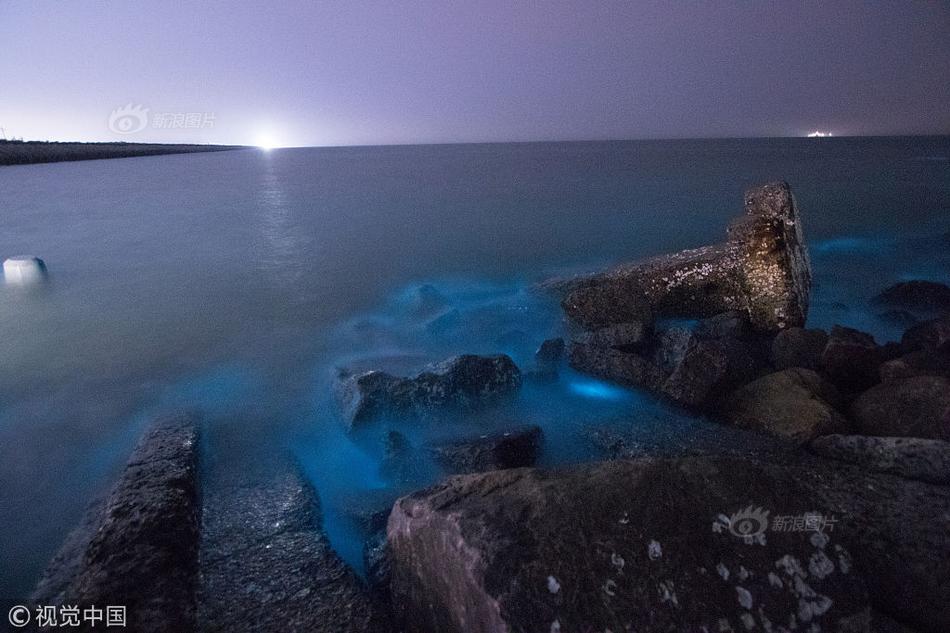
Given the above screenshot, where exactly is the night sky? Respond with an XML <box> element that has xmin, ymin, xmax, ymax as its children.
<box><xmin>2</xmin><ymin>1</ymin><xmax>948</xmax><ymax>146</ymax></box>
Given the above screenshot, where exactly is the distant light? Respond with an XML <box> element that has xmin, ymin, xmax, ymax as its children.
<box><xmin>255</xmin><ymin>132</ymin><xmax>280</xmax><ymax>150</ymax></box>
<box><xmin>569</xmin><ymin>379</ymin><xmax>629</xmax><ymax>401</ymax></box>
<box><xmin>806</xmin><ymin>130</ymin><xmax>833</xmax><ymax>138</ymax></box>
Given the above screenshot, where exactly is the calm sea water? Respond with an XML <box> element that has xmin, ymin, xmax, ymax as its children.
<box><xmin>1</xmin><ymin>138</ymin><xmax>949</xmax><ymax>598</ymax></box>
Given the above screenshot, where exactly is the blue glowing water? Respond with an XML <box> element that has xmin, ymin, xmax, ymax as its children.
<box><xmin>0</xmin><ymin>137</ymin><xmax>948</xmax><ymax>595</ymax></box>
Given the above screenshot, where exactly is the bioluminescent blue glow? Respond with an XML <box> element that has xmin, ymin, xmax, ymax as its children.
<box><xmin>568</xmin><ymin>379</ymin><xmax>632</xmax><ymax>401</ymax></box>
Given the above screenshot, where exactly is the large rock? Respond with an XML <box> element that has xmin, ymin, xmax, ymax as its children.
<box><xmin>723</xmin><ymin>368</ymin><xmax>849</xmax><ymax>444</ymax></box>
<box><xmin>820</xmin><ymin>326</ymin><xmax>882</xmax><ymax>393</ymax></box>
<box><xmin>660</xmin><ymin>318</ymin><xmax>770</xmax><ymax>410</ymax></box>
<box><xmin>32</xmin><ymin>414</ymin><xmax>201</xmax><ymax>633</ymax></box>
<box><xmin>199</xmin><ymin>457</ymin><xmax>384</xmax><ymax>632</ymax></box>
<box><xmin>426</xmin><ymin>426</ymin><xmax>542</xmax><ymax>474</ymax></box>
<box><xmin>568</xmin><ymin>341</ymin><xmax>665</xmax><ymax>392</ymax></box>
<box><xmin>850</xmin><ymin>376</ymin><xmax>950</xmax><ymax>441</ymax></box>
<box><xmin>555</xmin><ymin>182</ymin><xmax>811</xmax><ymax>332</ymax></box>
<box><xmin>879</xmin><ymin>349</ymin><xmax>950</xmax><ymax>382</ymax></box>
<box><xmin>872</xmin><ymin>280</ymin><xmax>950</xmax><ymax>314</ymax></box>
<box><xmin>388</xmin><ymin>457</ymin><xmax>870</xmax><ymax>633</ymax></box>
<box><xmin>335</xmin><ymin>354</ymin><xmax>522</xmax><ymax>429</ymax></box>
<box><xmin>901</xmin><ymin>315</ymin><xmax>950</xmax><ymax>353</ymax></box>
<box><xmin>772</xmin><ymin>327</ymin><xmax>829</xmax><ymax>371</ymax></box>
<box><xmin>810</xmin><ymin>434</ymin><xmax>950</xmax><ymax>485</ymax></box>
<box><xmin>574</xmin><ymin>321</ymin><xmax>649</xmax><ymax>349</ymax></box>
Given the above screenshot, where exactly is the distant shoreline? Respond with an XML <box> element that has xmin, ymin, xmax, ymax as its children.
<box><xmin>0</xmin><ymin>140</ymin><xmax>247</xmax><ymax>167</ymax></box>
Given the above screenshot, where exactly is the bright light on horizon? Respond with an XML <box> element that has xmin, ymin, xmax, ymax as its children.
<box><xmin>254</xmin><ymin>130</ymin><xmax>282</xmax><ymax>150</ymax></box>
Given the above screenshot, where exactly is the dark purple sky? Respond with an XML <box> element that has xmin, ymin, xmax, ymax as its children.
<box><xmin>2</xmin><ymin>1</ymin><xmax>948</xmax><ymax>146</ymax></box>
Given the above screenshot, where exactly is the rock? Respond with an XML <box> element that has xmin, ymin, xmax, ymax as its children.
<box><xmin>652</xmin><ymin>326</ymin><xmax>693</xmax><ymax>373</ymax></box>
<box><xmin>772</xmin><ymin>327</ymin><xmax>828</xmax><ymax>370</ymax></box>
<box><xmin>534</xmin><ymin>337</ymin><xmax>565</xmax><ymax>371</ymax></box>
<box><xmin>879</xmin><ymin>349</ymin><xmax>950</xmax><ymax>382</ymax></box>
<box><xmin>32</xmin><ymin>414</ymin><xmax>201</xmax><ymax>633</ymax></box>
<box><xmin>661</xmin><ymin>338</ymin><xmax>734</xmax><ymax>409</ymax></box>
<box><xmin>901</xmin><ymin>315</ymin><xmax>950</xmax><ymax>353</ymax></box>
<box><xmin>851</xmin><ymin>376</ymin><xmax>950</xmax><ymax>441</ymax></box>
<box><xmin>876</xmin><ymin>310</ymin><xmax>919</xmax><ymax>330</ymax></box>
<box><xmin>795</xmin><ymin>460</ymin><xmax>950</xmax><ymax>632</ymax></box>
<box><xmin>426</xmin><ymin>426</ymin><xmax>542</xmax><ymax>474</ymax></box>
<box><xmin>660</xmin><ymin>319</ymin><xmax>770</xmax><ymax>410</ymax></box>
<box><xmin>387</xmin><ymin>457</ymin><xmax>870</xmax><ymax>633</ymax></box>
<box><xmin>568</xmin><ymin>341</ymin><xmax>665</xmax><ymax>392</ymax></box>
<box><xmin>872</xmin><ymin>280</ymin><xmax>950</xmax><ymax>314</ymax></box>
<box><xmin>575</xmin><ymin>321</ymin><xmax>649</xmax><ymax>350</ymax></box>
<box><xmin>335</xmin><ymin>354</ymin><xmax>522</xmax><ymax>429</ymax></box>
<box><xmin>820</xmin><ymin>326</ymin><xmax>882</xmax><ymax>392</ymax></box>
<box><xmin>810</xmin><ymin>434</ymin><xmax>950</xmax><ymax>485</ymax></box>
<box><xmin>556</xmin><ymin>182</ymin><xmax>811</xmax><ymax>332</ymax></box>
<box><xmin>723</xmin><ymin>368</ymin><xmax>848</xmax><ymax>444</ymax></box>
<box><xmin>199</xmin><ymin>457</ymin><xmax>385</xmax><ymax>632</ymax></box>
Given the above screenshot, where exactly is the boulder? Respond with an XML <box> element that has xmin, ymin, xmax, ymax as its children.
<box><xmin>723</xmin><ymin>368</ymin><xmax>848</xmax><ymax>444</ymax></box>
<box><xmin>660</xmin><ymin>316</ymin><xmax>770</xmax><ymax>410</ymax></box>
<box><xmin>555</xmin><ymin>182</ymin><xmax>811</xmax><ymax>332</ymax></box>
<box><xmin>568</xmin><ymin>341</ymin><xmax>665</xmax><ymax>392</ymax></box>
<box><xmin>901</xmin><ymin>315</ymin><xmax>950</xmax><ymax>353</ymax></box>
<box><xmin>810</xmin><ymin>434</ymin><xmax>950</xmax><ymax>485</ymax></box>
<box><xmin>387</xmin><ymin>457</ymin><xmax>870</xmax><ymax>633</ymax></box>
<box><xmin>335</xmin><ymin>354</ymin><xmax>522</xmax><ymax>429</ymax></box>
<box><xmin>879</xmin><ymin>349</ymin><xmax>950</xmax><ymax>382</ymax></box>
<box><xmin>575</xmin><ymin>321</ymin><xmax>649</xmax><ymax>350</ymax></box>
<box><xmin>426</xmin><ymin>426</ymin><xmax>542</xmax><ymax>474</ymax></box>
<box><xmin>872</xmin><ymin>280</ymin><xmax>950</xmax><ymax>314</ymax></box>
<box><xmin>820</xmin><ymin>326</ymin><xmax>882</xmax><ymax>393</ymax></box>
<box><xmin>32</xmin><ymin>414</ymin><xmax>201</xmax><ymax>633</ymax></box>
<box><xmin>772</xmin><ymin>327</ymin><xmax>828</xmax><ymax>370</ymax></box>
<box><xmin>850</xmin><ymin>376</ymin><xmax>950</xmax><ymax>441</ymax></box>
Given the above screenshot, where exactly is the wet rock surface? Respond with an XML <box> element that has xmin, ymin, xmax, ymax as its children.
<box><xmin>31</xmin><ymin>414</ymin><xmax>201</xmax><ymax>633</ymax></box>
<box><xmin>850</xmin><ymin>375</ymin><xmax>950</xmax><ymax>441</ymax></box>
<box><xmin>724</xmin><ymin>368</ymin><xmax>849</xmax><ymax>445</ymax></box>
<box><xmin>810</xmin><ymin>434</ymin><xmax>950</xmax><ymax>484</ymax></box>
<box><xmin>554</xmin><ymin>182</ymin><xmax>811</xmax><ymax>333</ymax></box>
<box><xmin>199</xmin><ymin>452</ymin><xmax>384</xmax><ymax>632</ymax></box>
<box><xmin>335</xmin><ymin>354</ymin><xmax>522</xmax><ymax>429</ymax></box>
<box><xmin>426</xmin><ymin>425</ymin><xmax>542</xmax><ymax>474</ymax></box>
<box><xmin>388</xmin><ymin>457</ymin><xmax>871</xmax><ymax>633</ymax></box>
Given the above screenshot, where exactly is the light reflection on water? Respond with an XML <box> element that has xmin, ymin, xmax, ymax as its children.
<box><xmin>0</xmin><ymin>137</ymin><xmax>948</xmax><ymax>596</ymax></box>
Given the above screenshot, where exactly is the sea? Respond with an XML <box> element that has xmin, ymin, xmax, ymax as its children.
<box><xmin>1</xmin><ymin>137</ymin><xmax>948</xmax><ymax>599</ymax></box>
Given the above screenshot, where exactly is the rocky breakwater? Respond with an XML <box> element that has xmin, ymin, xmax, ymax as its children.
<box><xmin>33</xmin><ymin>414</ymin><xmax>388</xmax><ymax>633</ymax></box>
<box><xmin>31</xmin><ymin>414</ymin><xmax>202</xmax><ymax>633</ymax></box>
